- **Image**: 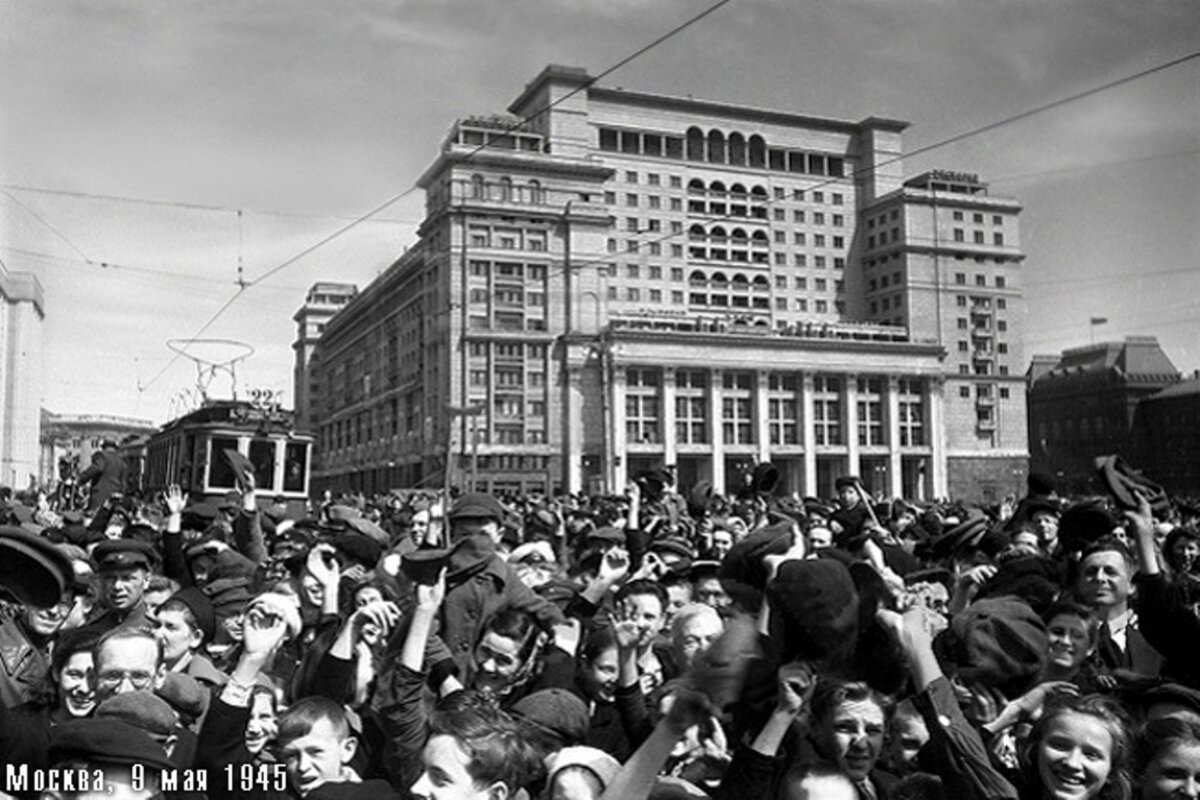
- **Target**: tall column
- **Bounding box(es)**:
[887,376,903,497]
[801,373,817,496]
[845,374,860,478]
[611,365,628,490]
[562,354,586,493]
[755,370,771,465]
[929,377,948,498]
[709,369,725,493]
[662,368,678,468]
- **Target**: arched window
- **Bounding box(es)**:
[731,273,749,288]
[689,270,707,285]
[686,127,705,162]
[752,275,770,289]
[750,185,768,199]
[730,183,747,198]
[748,135,767,168]
[729,133,746,166]
[688,178,707,195]
[471,174,486,199]
[710,226,727,241]
[498,177,513,202]
[731,228,748,242]
[711,271,729,286]
[710,180,727,195]
[751,230,769,244]
[707,130,726,164]
[526,180,542,204]
[689,224,707,240]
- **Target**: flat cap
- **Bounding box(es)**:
[49,718,175,771]
[95,690,177,736]
[449,492,506,522]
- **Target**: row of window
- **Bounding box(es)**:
[467,175,546,205]
[953,229,1006,246]
[467,225,549,251]
[598,126,847,178]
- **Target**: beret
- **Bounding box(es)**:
[0,525,75,607]
[165,586,216,643]
[49,718,176,771]
[937,597,1047,694]
[449,492,507,522]
[156,672,208,722]
[511,688,590,745]
[1095,455,1171,516]
[92,538,159,571]
[95,690,177,736]
[334,532,383,568]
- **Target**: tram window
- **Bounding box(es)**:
[284,443,307,493]
[250,439,277,491]
[208,436,239,489]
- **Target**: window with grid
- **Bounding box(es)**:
[675,369,708,444]
[625,369,661,443]
[768,373,799,445]
[812,376,843,445]
[856,377,885,446]
[898,378,925,446]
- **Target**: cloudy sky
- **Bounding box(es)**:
[2,0,1198,424]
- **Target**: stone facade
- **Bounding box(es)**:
[0,264,44,489]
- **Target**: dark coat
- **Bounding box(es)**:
[79,447,127,512]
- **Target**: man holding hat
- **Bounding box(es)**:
[78,539,158,636]
[433,492,563,672]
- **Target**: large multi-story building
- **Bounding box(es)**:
[1,262,44,489]
[302,65,1029,501]
[293,282,358,431]
[38,410,157,489]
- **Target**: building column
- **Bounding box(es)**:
[929,377,948,498]
[755,370,771,465]
[662,368,678,468]
[562,356,586,493]
[845,374,860,478]
[887,376,903,497]
[801,373,817,496]
[709,369,725,492]
[611,364,628,490]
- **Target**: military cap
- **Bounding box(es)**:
[449,492,506,522]
[93,539,158,571]
[48,718,175,771]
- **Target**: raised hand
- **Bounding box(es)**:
[164,484,188,516]
[598,546,631,585]
[776,660,817,716]
[306,544,341,587]
[416,568,447,612]
[352,600,403,642]
[242,601,290,658]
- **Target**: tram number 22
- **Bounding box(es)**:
[248,388,281,410]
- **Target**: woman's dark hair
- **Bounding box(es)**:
[1133,716,1200,780]
[1163,527,1200,574]
[580,624,616,664]
[1042,599,1099,646]
[1021,693,1132,800]
[480,607,542,662]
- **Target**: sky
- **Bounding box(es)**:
[2,0,1198,425]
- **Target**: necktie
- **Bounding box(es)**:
[1096,621,1123,669]
[855,778,878,800]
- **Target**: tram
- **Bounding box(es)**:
[141,400,312,515]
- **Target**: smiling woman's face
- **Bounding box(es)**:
[1036,711,1114,800]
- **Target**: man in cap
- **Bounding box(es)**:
[830,476,873,547]
[435,492,564,672]
[154,586,226,689]
[40,717,175,800]
[78,539,157,635]
[0,578,91,708]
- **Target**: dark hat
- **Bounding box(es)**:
[221,449,255,486]
[651,537,695,561]
[688,481,716,517]
[586,526,626,546]
[936,597,1048,693]
[202,576,253,618]
[344,516,388,546]
[184,501,219,525]
[48,718,175,771]
[931,510,990,560]
[95,690,177,737]
[975,555,1064,617]
[1095,455,1171,516]
[535,578,578,607]
[510,688,591,746]
[92,539,158,571]
[155,672,208,723]
[1058,500,1120,555]
[220,490,242,511]
[905,567,954,592]
[689,559,721,581]
[327,504,361,523]
[767,557,859,669]
[717,522,794,610]
[449,492,506,522]
[803,497,836,520]
[849,561,909,694]
[401,547,451,585]
[334,532,383,569]
[834,475,861,491]
[0,525,75,607]
[165,586,216,643]
[1141,682,1200,718]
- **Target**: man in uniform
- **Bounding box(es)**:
[80,540,157,635]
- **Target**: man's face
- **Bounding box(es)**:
[673,611,724,671]
[280,717,355,796]
[808,526,834,550]
[25,593,75,638]
[711,531,734,560]
[621,594,665,647]
[473,631,524,695]
[819,699,886,782]
[99,566,149,612]
[94,636,163,701]
[412,733,493,800]
[57,651,96,718]
[1078,550,1132,610]
[1032,512,1059,546]
[884,714,929,775]
[694,576,731,608]
[153,607,202,665]
[838,486,860,509]
[664,584,692,628]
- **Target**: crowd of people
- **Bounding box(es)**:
[2,454,1200,800]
